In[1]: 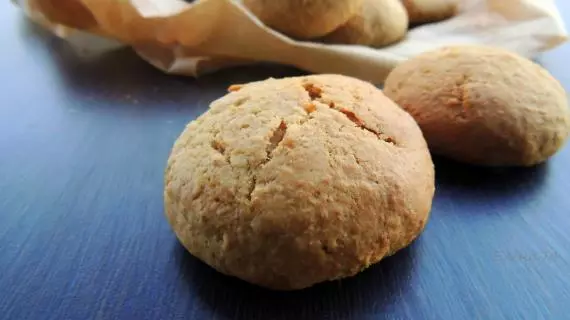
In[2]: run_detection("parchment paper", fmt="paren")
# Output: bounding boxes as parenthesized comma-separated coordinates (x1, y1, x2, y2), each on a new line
(12, 0, 569, 84)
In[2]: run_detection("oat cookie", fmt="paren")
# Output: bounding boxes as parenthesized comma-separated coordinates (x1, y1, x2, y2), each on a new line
(242, 0, 363, 39)
(384, 45, 570, 167)
(164, 74, 435, 290)
(401, 0, 458, 24)
(322, 0, 408, 48)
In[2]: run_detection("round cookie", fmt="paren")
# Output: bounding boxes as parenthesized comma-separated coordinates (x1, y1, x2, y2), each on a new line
(401, 0, 458, 24)
(322, 0, 409, 48)
(242, 0, 363, 39)
(384, 45, 570, 167)
(165, 74, 435, 290)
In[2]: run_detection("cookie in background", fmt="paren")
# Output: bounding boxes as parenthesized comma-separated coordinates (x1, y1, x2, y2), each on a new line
(321, 0, 409, 48)
(384, 45, 570, 167)
(401, 0, 459, 25)
(242, 0, 363, 39)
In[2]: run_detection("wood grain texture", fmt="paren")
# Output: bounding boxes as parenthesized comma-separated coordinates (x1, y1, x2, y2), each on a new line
(1, 2, 570, 319)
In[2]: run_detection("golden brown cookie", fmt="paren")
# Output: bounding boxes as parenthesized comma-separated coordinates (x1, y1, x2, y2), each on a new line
(401, 0, 458, 24)
(165, 74, 435, 290)
(384, 45, 570, 167)
(322, 0, 409, 48)
(33, 0, 97, 30)
(242, 0, 363, 39)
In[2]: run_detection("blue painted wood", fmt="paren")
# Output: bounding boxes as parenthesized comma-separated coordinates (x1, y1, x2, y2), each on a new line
(1, 2, 570, 319)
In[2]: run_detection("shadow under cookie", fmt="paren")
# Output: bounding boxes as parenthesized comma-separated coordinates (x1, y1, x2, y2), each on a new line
(433, 156, 549, 210)
(172, 240, 420, 320)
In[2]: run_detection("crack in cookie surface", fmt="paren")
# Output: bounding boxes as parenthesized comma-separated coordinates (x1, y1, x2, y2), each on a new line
(211, 139, 232, 164)
(248, 120, 288, 201)
(334, 107, 396, 145)
(452, 74, 470, 121)
(266, 121, 288, 160)
(247, 176, 257, 201)
(211, 140, 226, 155)
(228, 84, 243, 92)
(301, 82, 396, 145)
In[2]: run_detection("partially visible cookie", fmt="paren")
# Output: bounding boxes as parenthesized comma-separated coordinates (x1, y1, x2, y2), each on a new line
(33, 0, 97, 30)
(401, 0, 458, 24)
(242, 0, 363, 39)
(322, 0, 408, 48)
(165, 74, 435, 290)
(384, 45, 570, 167)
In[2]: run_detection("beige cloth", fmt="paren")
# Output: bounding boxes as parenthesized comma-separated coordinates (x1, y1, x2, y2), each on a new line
(12, 0, 568, 84)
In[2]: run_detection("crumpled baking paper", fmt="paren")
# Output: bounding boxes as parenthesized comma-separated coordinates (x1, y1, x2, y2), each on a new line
(12, 0, 568, 84)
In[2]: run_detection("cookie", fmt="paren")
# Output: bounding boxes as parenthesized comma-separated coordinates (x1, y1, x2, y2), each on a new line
(384, 45, 570, 167)
(322, 0, 408, 48)
(33, 0, 97, 30)
(401, 0, 458, 24)
(242, 0, 363, 39)
(164, 74, 435, 290)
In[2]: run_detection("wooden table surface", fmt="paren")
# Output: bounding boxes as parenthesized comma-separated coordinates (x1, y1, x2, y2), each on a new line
(1, 2, 570, 320)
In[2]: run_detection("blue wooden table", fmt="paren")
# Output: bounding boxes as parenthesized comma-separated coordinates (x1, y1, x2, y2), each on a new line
(1, 2, 569, 319)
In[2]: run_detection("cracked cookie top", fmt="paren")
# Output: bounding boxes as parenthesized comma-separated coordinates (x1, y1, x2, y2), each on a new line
(164, 74, 435, 290)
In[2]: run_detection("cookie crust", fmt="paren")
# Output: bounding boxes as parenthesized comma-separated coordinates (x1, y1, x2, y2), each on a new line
(165, 74, 435, 290)
(384, 45, 570, 166)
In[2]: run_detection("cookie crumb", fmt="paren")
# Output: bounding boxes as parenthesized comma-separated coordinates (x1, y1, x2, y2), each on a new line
(304, 102, 317, 113)
(228, 84, 243, 92)
(337, 108, 396, 145)
(303, 83, 322, 100)
(283, 138, 295, 149)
